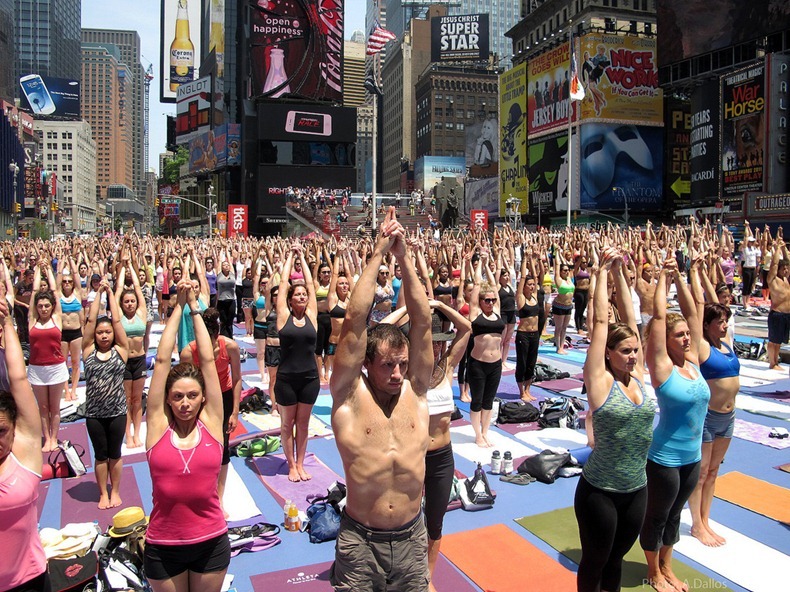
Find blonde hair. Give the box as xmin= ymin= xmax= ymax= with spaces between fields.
xmin=644 ymin=312 xmax=686 ymax=342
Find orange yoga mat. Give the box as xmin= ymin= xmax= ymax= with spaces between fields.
xmin=715 ymin=471 xmax=790 ymax=525
xmin=441 ymin=523 xmax=576 ymax=591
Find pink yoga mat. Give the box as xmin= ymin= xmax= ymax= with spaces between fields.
xmin=60 ymin=465 xmax=145 ymax=529
xmin=734 ymin=419 xmax=790 ymax=449
xmin=44 ymin=422 xmax=93 ymax=469
xmin=252 ymin=452 xmax=344 ymax=512
xmin=538 ymin=378 xmax=584 ymax=392
xmin=250 ymin=554 xmax=477 ymax=591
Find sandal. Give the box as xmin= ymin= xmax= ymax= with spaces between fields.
xmin=499 ymin=473 xmax=536 ymax=486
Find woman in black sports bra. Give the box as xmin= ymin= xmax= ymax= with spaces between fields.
xmin=467 ymin=254 xmax=505 ymax=448
xmin=497 ymin=252 xmax=517 ymax=367
xmin=326 ymin=245 xmax=354 ymax=382
xmin=515 ymin=253 xmax=542 ymax=402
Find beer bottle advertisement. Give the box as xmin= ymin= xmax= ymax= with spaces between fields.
xmin=160 ymin=0 xmax=202 ymax=102
xmin=249 ymin=0 xmax=344 ymax=103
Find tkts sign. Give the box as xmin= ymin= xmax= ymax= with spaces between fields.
xmin=227 ymin=204 xmax=248 ymax=237
xmin=249 ymin=0 xmax=343 ymax=102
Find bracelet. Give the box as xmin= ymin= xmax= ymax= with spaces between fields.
xmin=189 ymin=310 xmax=201 ymax=316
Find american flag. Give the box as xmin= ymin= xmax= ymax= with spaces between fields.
xmin=366 ymin=21 xmax=396 ymax=56
xmin=569 ymin=46 xmax=585 ymax=101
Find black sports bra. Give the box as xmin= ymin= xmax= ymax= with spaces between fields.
xmin=472 ymin=313 xmax=506 ymax=336
xmin=518 ymin=298 xmax=540 ymax=319
xmin=329 ymin=304 xmax=347 ymax=319
xmin=434 ymin=283 xmax=453 ymax=296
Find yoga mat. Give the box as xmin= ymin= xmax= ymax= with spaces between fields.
xmin=251 ymin=452 xmax=344 ymax=512
xmin=442 ymin=523 xmax=576 ymax=591
xmin=538 ymin=378 xmax=584 ymax=393
xmin=733 ymin=418 xmax=790 ymax=449
xmin=736 ymin=395 xmax=790 ymax=421
xmin=515 ymin=427 xmax=590 ymax=451
xmin=249 ymin=554 xmax=476 ymax=591
xmin=496 ymin=421 xmax=541 ymax=436
xmin=542 ymin=349 xmax=588 ymax=364
xmin=60 ymin=465 xmax=144 ymax=529
xmin=515 ymin=507 xmax=731 ymax=592
xmin=775 ymin=463 xmax=790 ymax=473
xmin=244 ymin=411 xmax=332 ymax=438
xmin=120 ymin=422 xmax=148 ymax=465
xmin=45 ymin=421 xmax=93 ymax=469
xmin=714 ymin=471 xmax=790 ymax=525
xmin=312 ymin=394 xmax=333 ymax=426
xmin=450 ymin=424 xmax=540 ymax=467
xmin=674 ymin=509 xmax=790 ymax=592
xmin=223 ymin=463 xmax=263 ymax=522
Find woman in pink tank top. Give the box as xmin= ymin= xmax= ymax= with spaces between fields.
xmin=0 ymin=299 xmax=49 ymax=591
xmin=144 ymin=279 xmax=229 ymax=592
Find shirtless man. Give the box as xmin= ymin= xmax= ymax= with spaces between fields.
xmin=330 ymin=208 xmax=433 ymax=591
xmin=634 ymin=245 xmax=658 ymax=332
xmin=766 ymin=237 xmax=790 ymax=370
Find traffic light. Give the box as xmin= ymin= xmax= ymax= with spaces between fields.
xmin=14 ymin=202 xmax=20 ymax=213
xmin=155 ymin=197 xmax=160 ymax=207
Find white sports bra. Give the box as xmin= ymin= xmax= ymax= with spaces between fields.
xmin=427 ymin=380 xmax=454 ymax=416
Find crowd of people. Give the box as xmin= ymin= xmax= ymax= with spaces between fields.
xmin=0 ymin=211 xmax=788 ymax=592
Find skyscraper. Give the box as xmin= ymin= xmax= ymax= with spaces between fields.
xmin=15 ymin=0 xmax=81 ymax=83
xmin=82 ymin=29 xmax=146 ymax=202
xmin=344 ymin=38 xmax=367 ymax=107
xmin=0 ymin=0 xmax=14 ymax=102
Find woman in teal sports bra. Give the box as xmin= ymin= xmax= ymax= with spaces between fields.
xmin=116 ymin=254 xmax=149 ymax=450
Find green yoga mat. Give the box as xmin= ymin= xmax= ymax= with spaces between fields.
xmin=515 ymin=507 xmax=732 ymax=592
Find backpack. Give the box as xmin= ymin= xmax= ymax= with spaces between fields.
xmin=538 ymin=397 xmax=584 ymax=429
xmin=305 ymin=482 xmax=347 ymax=544
xmin=497 ymin=399 xmax=540 ymax=424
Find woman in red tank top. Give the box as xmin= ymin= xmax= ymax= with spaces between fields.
xmin=145 ymin=280 xmax=228 ymax=592
xmin=28 ymin=258 xmax=67 ymax=452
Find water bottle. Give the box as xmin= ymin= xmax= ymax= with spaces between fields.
xmin=283 ymin=499 xmax=292 ymax=527
xmin=502 ymin=451 xmax=513 ymax=475
xmin=490 ymin=450 xmax=501 ymax=474
xmin=287 ymin=501 xmax=300 ymax=532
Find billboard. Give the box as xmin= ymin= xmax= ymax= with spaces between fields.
xmin=527 ymin=42 xmax=576 ymax=136
xmin=228 ymin=204 xmax=248 ymax=237
xmin=188 ymin=123 xmax=242 ymax=174
xmin=665 ymin=98 xmax=691 ymax=209
xmin=528 ymin=131 xmax=581 ymax=216
xmin=430 ymin=14 xmax=490 ymax=62
xmin=579 ymin=34 xmax=661 ymax=124
xmin=413 ymin=156 xmax=465 ymax=194
xmin=658 ymin=1 xmax=790 ymax=65
xmin=19 ymin=75 xmax=81 ymax=119
xmin=499 ymin=62 xmax=528 ymax=216
xmin=258 ymin=103 xmax=357 ymax=143
xmin=721 ymin=63 xmax=765 ymax=199
xmin=464 ymin=177 xmax=499 ymax=217
xmin=216 ymin=211 xmax=227 ymax=237
xmin=207 ymin=0 xmax=225 ymax=78
xmin=249 ymin=0 xmax=343 ymax=103
xmin=464 ymin=116 xmax=499 ymax=173
xmin=579 ymin=123 xmax=663 ymax=211
xmin=766 ymin=53 xmax=790 ymax=195
xmin=160 ymin=0 xmax=202 ymax=103
xmin=470 ymin=209 xmax=488 ymax=231
xmin=689 ymin=80 xmax=720 ymax=203
xmin=176 ymin=75 xmax=212 ymax=144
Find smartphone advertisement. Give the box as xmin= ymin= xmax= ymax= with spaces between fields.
xmin=257 ymin=103 xmax=356 ymax=143
xmin=19 ymin=75 xmax=81 ymax=119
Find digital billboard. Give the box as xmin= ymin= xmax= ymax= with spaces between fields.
xmin=19 ymin=76 xmax=81 ymax=119
xmin=413 ymin=156 xmax=465 ymax=194
xmin=157 ymin=182 xmax=180 ymax=231
xmin=431 ymin=14 xmax=490 ymax=63
xmin=160 ymin=0 xmax=203 ymax=103
xmin=499 ymin=62 xmax=528 ymax=215
xmin=464 ymin=176 xmax=499 ymax=217
xmin=527 ymin=42 xmax=576 ymax=136
xmin=188 ymin=123 xmax=242 ymax=174
xmin=249 ymin=0 xmax=344 ymax=103
xmin=207 ymin=0 xmax=225 ymax=78
xmin=658 ymin=1 xmax=790 ymax=65
xmin=257 ymin=103 xmax=357 ymax=143
xmin=465 ymin=116 xmax=499 ymax=173
xmin=579 ymin=34 xmax=662 ymax=124
xmin=689 ymin=80 xmax=720 ymax=203
xmin=579 ymin=123 xmax=663 ymax=211
xmin=721 ymin=63 xmax=765 ymax=199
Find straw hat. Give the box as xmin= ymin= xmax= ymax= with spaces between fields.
xmin=108 ymin=506 xmax=149 ymax=538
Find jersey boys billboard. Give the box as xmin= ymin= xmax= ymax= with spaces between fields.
xmin=431 ymin=14 xmax=489 ymax=62
xmin=527 ymin=42 xmax=576 ymax=137
xmin=249 ymin=0 xmax=344 ymax=102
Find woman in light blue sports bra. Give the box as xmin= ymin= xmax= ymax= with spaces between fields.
xmin=640 ymin=258 xmax=710 ymax=592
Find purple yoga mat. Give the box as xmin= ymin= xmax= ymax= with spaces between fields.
xmin=45 ymin=421 xmax=93 ymax=469
xmin=497 ymin=421 xmax=541 ymax=436
xmin=252 ymin=452 xmax=344 ymax=512
xmin=733 ymin=418 xmax=790 ymax=449
xmin=743 ymin=390 xmax=790 ymax=402
xmin=250 ymin=554 xmax=477 ymax=591
xmin=60 ymin=465 xmax=145 ymax=529
xmin=539 ymin=378 xmax=584 ymax=393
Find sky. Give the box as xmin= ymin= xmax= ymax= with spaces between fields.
xmin=81 ymin=0 xmax=367 ymax=172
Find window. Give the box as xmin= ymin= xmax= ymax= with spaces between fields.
xmin=457 ymin=122 xmax=465 ymax=131
xmin=445 ymin=122 xmax=454 ymax=129
xmin=467 ymin=110 xmax=474 ymax=119
xmin=435 ymin=108 xmax=443 ymax=117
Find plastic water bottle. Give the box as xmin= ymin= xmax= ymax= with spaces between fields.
xmin=502 ymin=451 xmax=513 ymax=475
xmin=490 ymin=450 xmax=501 ymax=474
xmin=283 ymin=499 xmax=292 ymax=527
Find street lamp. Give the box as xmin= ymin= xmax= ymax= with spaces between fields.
xmin=9 ymin=161 xmax=19 ymax=238
xmin=613 ymin=186 xmax=629 ymax=226
xmin=207 ymin=184 xmax=217 ymax=236
xmin=106 ymin=201 xmax=116 ymax=236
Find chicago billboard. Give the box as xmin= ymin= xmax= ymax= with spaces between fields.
xmin=527 ymin=42 xmax=575 ymax=137
xmin=579 ymin=123 xmax=663 ymax=211
xmin=160 ymin=0 xmax=202 ymax=103
xmin=579 ymin=34 xmax=661 ymax=124
xmin=430 ymin=14 xmax=490 ymax=63
xmin=19 ymin=76 xmax=81 ymax=119
xmin=721 ymin=63 xmax=765 ymax=199
xmin=499 ymin=62 xmax=528 ymax=216
xmin=249 ymin=0 xmax=343 ymax=103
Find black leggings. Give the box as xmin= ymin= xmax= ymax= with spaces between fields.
xmin=457 ymin=340 xmax=473 ymax=385
xmin=424 ymin=443 xmax=454 ymax=540
xmin=640 ymin=459 xmax=701 ymax=551
xmin=275 ymin=371 xmax=320 ymax=406
xmin=86 ymin=414 xmax=126 ymax=461
xmin=466 ymin=357 xmax=501 ymax=412
xmin=575 ymin=476 xmax=647 ymax=592
xmin=515 ymin=330 xmax=540 ymax=384
xmin=217 ymin=299 xmax=235 ymax=339
xmin=573 ymin=289 xmax=589 ymax=332
xmin=314 ymin=312 xmax=331 ymax=356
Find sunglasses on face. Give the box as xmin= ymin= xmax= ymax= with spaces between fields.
xmin=380 ymin=272 xmax=390 ymax=276
xmin=483 ymin=298 xmax=497 ymax=304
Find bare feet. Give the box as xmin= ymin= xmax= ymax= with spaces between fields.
xmin=690 ymin=525 xmax=722 ymax=547
xmin=769 ymin=364 xmax=782 ymax=371
xmin=661 ymin=565 xmax=688 ymax=592
xmin=521 ymin=393 xmax=537 ymax=402
xmin=483 ymin=435 xmax=495 ymax=447
xmin=132 ymin=438 xmax=144 ymax=449
xmin=297 ymin=466 xmax=312 ymax=481
xmin=109 ymin=493 xmax=122 ymax=508
xmin=460 ymin=393 xmax=472 ymax=403
xmin=647 ymin=575 xmax=675 ymax=592
xmin=475 ymin=437 xmax=488 ymax=448
xmin=709 ymin=526 xmax=726 ymax=545
xmin=556 ymin=348 xmax=569 ymax=355
xmin=98 ymin=495 xmax=111 ymax=510
xmin=288 ymin=466 xmax=301 ymax=482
